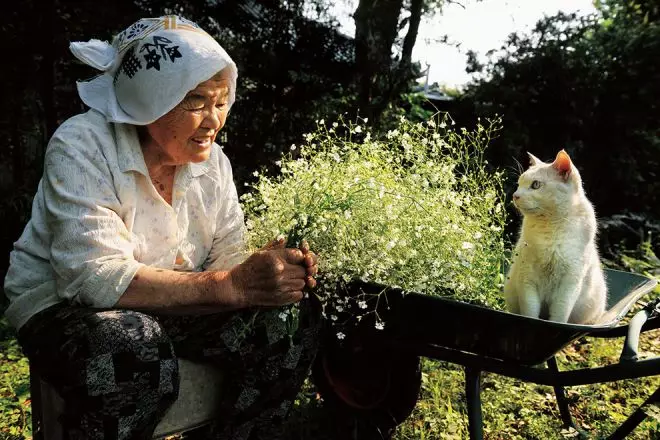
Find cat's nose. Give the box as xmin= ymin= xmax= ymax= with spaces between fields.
xmin=513 ymin=194 xmax=520 ymax=201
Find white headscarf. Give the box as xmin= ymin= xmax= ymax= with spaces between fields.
xmin=70 ymin=15 xmax=238 ymax=125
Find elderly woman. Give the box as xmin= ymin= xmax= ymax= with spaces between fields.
xmin=4 ymin=16 xmax=320 ymax=440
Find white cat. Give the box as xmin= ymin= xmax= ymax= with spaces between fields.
xmin=503 ymin=150 xmax=607 ymax=324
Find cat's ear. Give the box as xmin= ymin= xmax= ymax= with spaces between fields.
xmin=527 ymin=152 xmax=543 ymax=167
xmin=552 ymin=149 xmax=573 ymax=181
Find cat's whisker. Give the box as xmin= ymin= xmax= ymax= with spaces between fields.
xmin=512 ymin=158 xmax=523 ymax=175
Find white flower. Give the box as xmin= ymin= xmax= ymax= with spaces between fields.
xmin=319 ymin=119 xmax=325 ymax=125
xmin=473 ymin=232 xmax=483 ymax=240
xmin=290 ymin=144 xmax=297 ymax=151
xmin=336 ymin=332 xmax=346 ymax=340
xmin=252 ymin=171 xmax=259 ymax=177
xmin=278 ymin=311 xmax=288 ymax=321
xmin=354 ymin=125 xmax=362 ymax=133
xmin=336 ymin=305 xmax=344 ymax=312
xmin=386 ymin=129 xmax=399 ymax=139
xmin=439 ymin=122 xmax=447 ymax=129
xmin=375 ymin=322 xmax=385 ymax=330
xmin=358 ymin=300 xmax=367 ymax=309
xmin=331 ymin=314 xmax=338 ymax=321
xmin=462 ymin=241 xmax=474 ymax=250
xmin=333 ymin=122 xmax=339 ymax=128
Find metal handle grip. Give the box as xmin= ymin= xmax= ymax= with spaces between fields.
xmin=619 ymin=297 xmax=660 ymax=362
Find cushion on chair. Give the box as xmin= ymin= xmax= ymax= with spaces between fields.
xmin=153 ymin=359 xmax=224 ymax=438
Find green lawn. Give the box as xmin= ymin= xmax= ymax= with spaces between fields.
xmin=2 ymin=280 xmax=659 ymax=440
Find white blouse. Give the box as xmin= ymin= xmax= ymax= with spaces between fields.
xmin=4 ymin=110 xmax=247 ymax=329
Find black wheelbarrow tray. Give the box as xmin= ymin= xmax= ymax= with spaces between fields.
xmin=313 ymin=268 xmax=660 ymax=440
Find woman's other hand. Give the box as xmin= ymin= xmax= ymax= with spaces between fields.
xmin=230 ymin=238 xmax=313 ymax=307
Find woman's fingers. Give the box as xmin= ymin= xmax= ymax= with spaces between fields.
xmin=282 ymin=263 xmax=307 ymax=280
xmin=281 ymin=277 xmax=306 ymax=291
xmin=286 ymin=290 xmax=304 ymax=303
xmin=283 ymin=248 xmax=305 ymax=265
xmin=260 ymin=237 xmax=285 ymax=251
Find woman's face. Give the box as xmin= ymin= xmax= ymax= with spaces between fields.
xmin=142 ymin=69 xmax=233 ymax=165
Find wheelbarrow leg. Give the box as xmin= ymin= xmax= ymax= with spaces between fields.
xmin=465 ymin=367 xmax=483 ymax=440
xmin=547 ymin=356 xmax=577 ymax=430
xmin=607 ymin=386 xmax=660 ymax=440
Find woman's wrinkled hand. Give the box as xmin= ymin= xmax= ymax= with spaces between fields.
xmin=230 ymin=237 xmax=318 ymax=307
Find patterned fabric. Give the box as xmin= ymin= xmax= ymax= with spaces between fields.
xmin=69 ymin=15 xmax=237 ymax=125
xmin=19 ymin=298 xmax=321 ymax=440
xmin=4 ymin=109 xmax=246 ymax=330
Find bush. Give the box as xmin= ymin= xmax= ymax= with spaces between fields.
xmin=241 ymin=114 xmax=508 ymax=335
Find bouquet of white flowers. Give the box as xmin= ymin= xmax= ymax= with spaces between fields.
xmin=241 ymin=114 xmax=508 ymax=338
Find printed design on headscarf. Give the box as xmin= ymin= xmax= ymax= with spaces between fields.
xmin=140 ymin=36 xmax=182 ymax=71
xmin=115 ymin=22 xmax=149 ymax=49
xmin=126 ymin=21 xmax=150 ymax=41
xmin=116 ymin=46 xmax=142 ymax=80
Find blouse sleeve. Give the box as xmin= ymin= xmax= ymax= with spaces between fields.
xmin=203 ymin=150 xmax=248 ymax=271
xmin=44 ymin=120 xmax=143 ymax=308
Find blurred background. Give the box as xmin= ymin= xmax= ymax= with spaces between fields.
xmin=2 ymin=0 xmax=659 ymax=286
xmin=2 ymin=0 xmax=659 ymax=281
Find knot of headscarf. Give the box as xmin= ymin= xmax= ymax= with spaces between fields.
xmin=70 ymin=16 xmax=238 ymax=125
xmin=70 ymin=39 xmax=118 ymax=72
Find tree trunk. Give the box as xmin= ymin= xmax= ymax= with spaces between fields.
xmin=400 ymin=0 xmax=423 ymax=67
xmin=373 ymin=0 xmax=424 ymax=121
xmin=353 ymin=0 xmax=404 ymax=122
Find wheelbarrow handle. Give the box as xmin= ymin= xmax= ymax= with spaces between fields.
xmin=619 ymin=297 xmax=660 ymax=362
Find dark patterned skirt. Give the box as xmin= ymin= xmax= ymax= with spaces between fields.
xmin=18 ymin=299 xmax=321 ymax=440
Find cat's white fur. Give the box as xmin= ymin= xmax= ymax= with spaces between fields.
xmin=503 ymin=150 xmax=607 ymax=324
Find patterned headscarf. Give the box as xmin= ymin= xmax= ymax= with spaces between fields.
xmin=70 ymin=16 xmax=237 ymax=125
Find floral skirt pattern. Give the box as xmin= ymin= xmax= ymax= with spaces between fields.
xmin=18 ymin=299 xmax=321 ymax=440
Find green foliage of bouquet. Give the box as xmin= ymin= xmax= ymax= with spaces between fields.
xmin=241 ymin=114 xmax=509 ymax=334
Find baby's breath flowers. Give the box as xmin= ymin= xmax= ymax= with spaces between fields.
xmin=241 ymin=114 xmax=508 ymax=336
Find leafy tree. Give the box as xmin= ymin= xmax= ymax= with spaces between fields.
xmin=457 ymin=0 xmax=660 ymax=230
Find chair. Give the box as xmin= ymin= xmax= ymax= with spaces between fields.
xmin=30 ymin=358 xmax=224 ymax=439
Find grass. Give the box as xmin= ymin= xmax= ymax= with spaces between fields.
xmin=0 ymin=319 xmax=31 ymax=440
xmin=279 ymin=328 xmax=660 ymax=440
xmin=2 ymin=260 xmax=659 ymax=440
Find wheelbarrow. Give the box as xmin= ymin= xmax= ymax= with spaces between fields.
xmin=313 ymin=268 xmax=660 ymax=439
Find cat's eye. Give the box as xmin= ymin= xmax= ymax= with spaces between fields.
xmin=530 ymin=180 xmax=542 ymax=189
